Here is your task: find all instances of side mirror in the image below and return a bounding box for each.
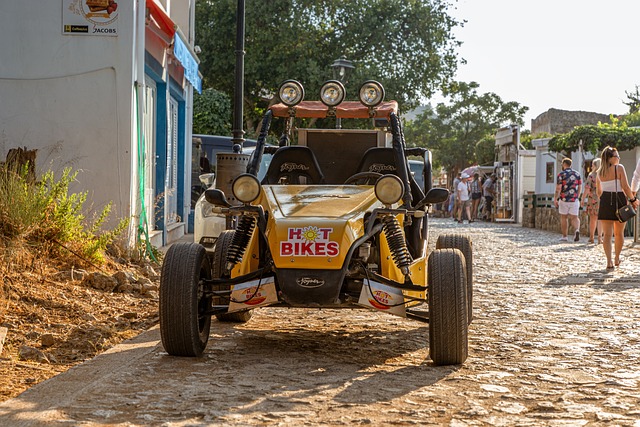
[204,189,232,208]
[199,172,216,187]
[415,187,449,210]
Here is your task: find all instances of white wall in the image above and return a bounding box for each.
[0,2,135,224]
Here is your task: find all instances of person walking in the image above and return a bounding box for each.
[596,147,636,269]
[581,158,602,244]
[451,172,462,220]
[469,173,482,220]
[482,174,496,221]
[457,173,473,224]
[554,157,582,242]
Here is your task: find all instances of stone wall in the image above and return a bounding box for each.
[523,193,635,238]
[531,108,611,135]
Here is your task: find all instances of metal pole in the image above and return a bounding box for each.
[231,0,245,151]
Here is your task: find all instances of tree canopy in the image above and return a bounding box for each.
[192,88,232,135]
[404,81,528,174]
[548,123,640,155]
[195,0,463,134]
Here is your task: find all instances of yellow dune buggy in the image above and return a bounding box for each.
[160,80,473,365]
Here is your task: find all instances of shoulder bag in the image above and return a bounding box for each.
[615,166,636,222]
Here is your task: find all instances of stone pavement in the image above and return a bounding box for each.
[1,218,639,426]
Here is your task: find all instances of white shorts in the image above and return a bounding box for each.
[558,200,579,216]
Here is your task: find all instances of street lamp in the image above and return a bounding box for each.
[330,57,354,129]
[231,0,246,151]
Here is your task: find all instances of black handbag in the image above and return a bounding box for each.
[615,166,636,223]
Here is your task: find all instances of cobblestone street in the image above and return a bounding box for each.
[1,218,639,426]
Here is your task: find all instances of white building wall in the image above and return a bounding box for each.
[0,1,135,224]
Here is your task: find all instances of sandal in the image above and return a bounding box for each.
[606,264,615,270]
[615,258,621,267]
[588,238,594,244]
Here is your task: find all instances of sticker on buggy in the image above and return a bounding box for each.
[357,280,406,317]
[228,277,277,313]
[280,226,339,257]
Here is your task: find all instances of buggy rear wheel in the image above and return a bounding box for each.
[212,230,253,323]
[428,248,468,366]
[160,243,212,357]
[436,233,473,323]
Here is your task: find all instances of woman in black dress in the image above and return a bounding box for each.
[596,146,635,269]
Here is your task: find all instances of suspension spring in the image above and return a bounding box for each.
[381,214,412,275]
[227,215,256,267]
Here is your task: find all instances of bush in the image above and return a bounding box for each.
[0,164,128,265]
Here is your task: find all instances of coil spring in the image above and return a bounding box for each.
[381,214,412,274]
[227,215,256,266]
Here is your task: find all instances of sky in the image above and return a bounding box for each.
[435,0,640,130]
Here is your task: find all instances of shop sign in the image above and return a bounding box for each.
[63,0,119,36]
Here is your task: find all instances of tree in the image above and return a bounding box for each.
[404,81,528,174]
[624,85,640,114]
[192,88,232,135]
[195,0,463,134]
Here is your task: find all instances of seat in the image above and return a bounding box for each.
[261,146,325,185]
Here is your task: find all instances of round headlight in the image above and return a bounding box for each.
[375,175,404,206]
[319,80,346,107]
[278,80,305,106]
[359,80,385,107]
[232,174,261,204]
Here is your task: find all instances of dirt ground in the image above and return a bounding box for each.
[0,252,160,402]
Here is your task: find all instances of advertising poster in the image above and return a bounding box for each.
[63,0,119,36]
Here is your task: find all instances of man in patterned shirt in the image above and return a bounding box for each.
[554,157,582,242]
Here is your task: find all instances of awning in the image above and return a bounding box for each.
[145,0,202,93]
[173,31,202,93]
[146,0,175,41]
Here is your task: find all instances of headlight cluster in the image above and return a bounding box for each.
[278,80,305,107]
[232,174,261,204]
[278,79,385,108]
[375,175,404,206]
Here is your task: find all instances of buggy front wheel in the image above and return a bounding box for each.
[436,233,473,323]
[428,248,469,366]
[160,243,212,357]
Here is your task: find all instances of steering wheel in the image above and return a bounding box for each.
[344,172,383,185]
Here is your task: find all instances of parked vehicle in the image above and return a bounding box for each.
[162,80,473,365]
[193,146,272,250]
[191,135,259,208]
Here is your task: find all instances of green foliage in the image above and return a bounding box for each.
[475,136,496,166]
[519,130,552,150]
[196,0,462,133]
[548,118,640,155]
[404,81,528,174]
[0,165,128,264]
[549,125,640,155]
[622,111,640,127]
[193,88,232,135]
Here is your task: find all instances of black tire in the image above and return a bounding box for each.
[428,249,469,366]
[212,230,253,323]
[436,233,473,323]
[160,243,212,357]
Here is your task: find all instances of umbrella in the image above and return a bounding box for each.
[461,165,478,177]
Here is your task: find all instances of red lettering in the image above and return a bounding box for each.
[301,241,314,255]
[318,228,332,239]
[315,242,325,255]
[281,242,293,255]
[327,241,339,256]
[289,228,302,239]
